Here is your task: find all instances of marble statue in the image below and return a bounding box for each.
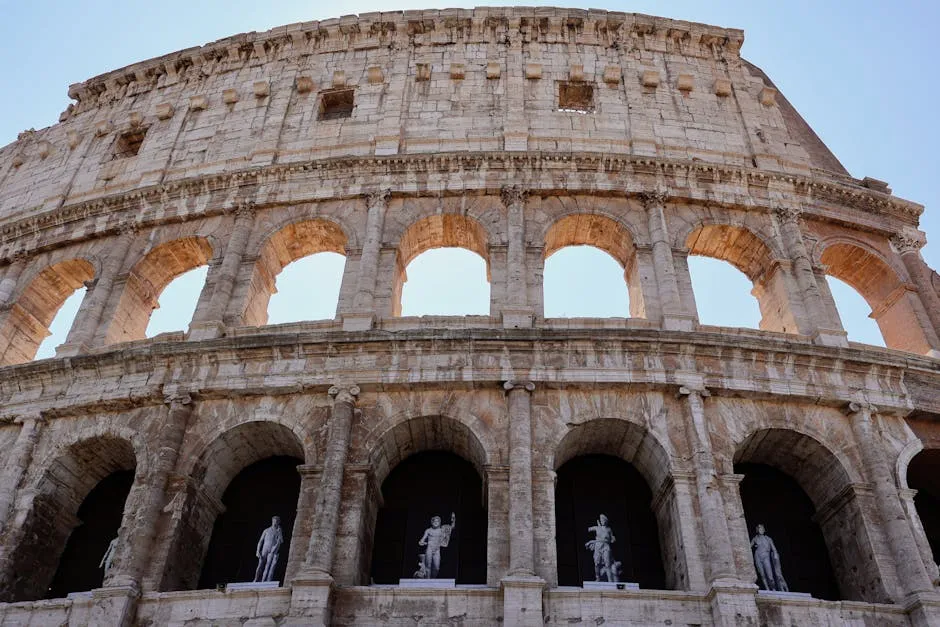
[254,515,284,582]
[417,513,456,578]
[99,537,118,574]
[585,514,619,582]
[751,523,788,591]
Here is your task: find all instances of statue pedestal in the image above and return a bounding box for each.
[582,581,639,591]
[227,581,280,591]
[399,578,455,588]
[757,590,812,600]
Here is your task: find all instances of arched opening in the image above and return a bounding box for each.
[544,215,642,318]
[0,259,94,365]
[1,436,136,602]
[821,242,930,353]
[106,237,212,344]
[906,449,940,563]
[198,456,302,588]
[394,215,490,317]
[555,455,664,588]
[824,276,885,347]
[370,451,486,584]
[161,421,305,591]
[734,463,838,599]
[733,428,887,602]
[686,225,794,333]
[553,420,677,590]
[243,219,347,326]
[146,266,208,337]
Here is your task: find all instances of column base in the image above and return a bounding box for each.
[55,341,90,358]
[501,575,545,627]
[705,581,759,627]
[342,311,376,331]
[286,571,334,626]
[812,327,849,348]
[187,320,227,341]
[88,583,140,627]
[502,309,534,329]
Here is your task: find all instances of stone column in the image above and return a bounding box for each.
[189,203,255,339]
[57,225,138,356]
[772,205,846,347]
[501,380,544,627]
[303,384,359,576]
[107,394,194,590]
[344,191,389,331]
[847,402,934,597]
[641,191,692,331]
[892,233,940,338]
[501,187,533,328]
[0,253,28,308]
[677,387,737,583]
[0,412,44,535]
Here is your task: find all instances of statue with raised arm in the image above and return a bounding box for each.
[751,523,788,592]
[99,537,118,575]
[417,512,456,578]
[585,514,618,582]
[254,516,284,582]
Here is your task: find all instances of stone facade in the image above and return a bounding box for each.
[0,6,938,626]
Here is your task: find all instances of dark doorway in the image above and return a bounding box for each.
[555,454,665,588]
[908,449,940,562]
[735,462,839,600]
[198,456,301,588]
[370,451,487,584]
[46,470,134,599]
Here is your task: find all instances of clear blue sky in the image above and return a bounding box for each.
[1,1,934,355]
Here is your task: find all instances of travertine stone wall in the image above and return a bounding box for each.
[0,6,939,627]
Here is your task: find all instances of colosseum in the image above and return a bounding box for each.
[0,5,938,626]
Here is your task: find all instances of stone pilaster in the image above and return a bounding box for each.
[107,393,194,590]
[344,191,389,331]
[641,190,693,331]
[501,187,533,328]
[189,203,255,339]
[772,205,847,347]
[0,252,28,308]
[0,412,44,536]
[892,232,940,340]
[57,224,138,356]
[677,387,738,583]
[847,402,935,599]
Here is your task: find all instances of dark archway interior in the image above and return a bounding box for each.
[198,456,301,588]
[907,449,940,562]
[736,462,839,600]
[47,470,134,599]
[370,451,487,584]
[555,454,665,588]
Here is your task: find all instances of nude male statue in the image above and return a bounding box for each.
[417,512,456,578]
[585,514,618,582]
[751,523,788,592]
[254,516,284,582]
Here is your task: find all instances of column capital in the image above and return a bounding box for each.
[890,232,925,255]
[365,188,391,208]
[771,203,803,224]
[500,185,529,208]
[503,380,535,393]
[328,384,360,405]
[637,188,668,209]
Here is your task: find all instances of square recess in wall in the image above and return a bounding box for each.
[318,89,355,120]
[111,128,148,159]
[558,82,594,113]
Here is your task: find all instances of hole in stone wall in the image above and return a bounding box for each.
[266,252,345,324]
[112,128,148,159]
[544,246,630,317]
[558,82,594,113]
[399,248,489,316]
[688,256,761,329]
[825,276,886,347]
[318,89,354,120]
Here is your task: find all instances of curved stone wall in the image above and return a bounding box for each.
[0,7,938,627]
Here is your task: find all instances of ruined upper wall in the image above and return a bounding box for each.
[0,7,910,228]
